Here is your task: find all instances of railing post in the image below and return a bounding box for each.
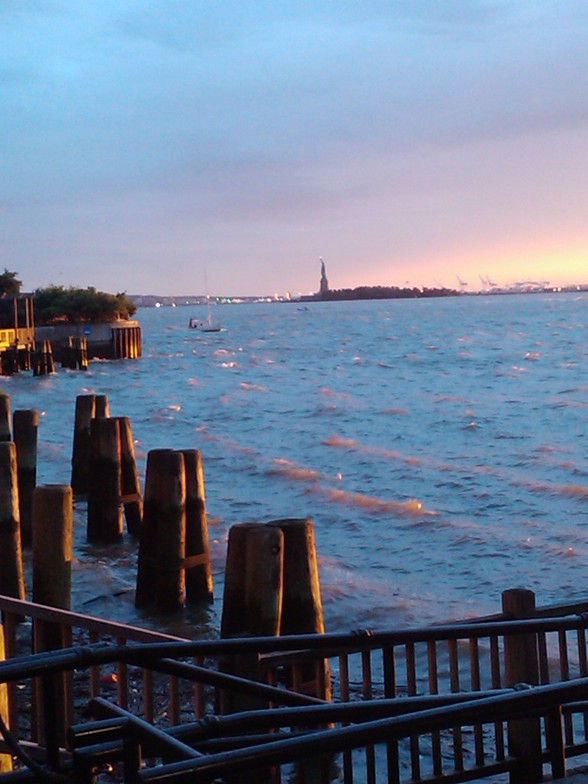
[502,588,543,783]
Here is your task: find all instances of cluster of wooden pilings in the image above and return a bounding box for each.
[112,325,142,359]
[0,339,88,377]
[0,390,329,702]
[219,518,330,708]
[0,392,215,616]
[0,346,34,376]
[0,343,56,376]
[60,336,88,370]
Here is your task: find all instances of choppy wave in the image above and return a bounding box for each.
[5,293,588,634]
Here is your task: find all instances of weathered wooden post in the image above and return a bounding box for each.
[94,394,110,418]
[17,346,32,371]
[220,523,258,638]
[61,336,74,369]
[502,588,543,783]
[268,517,331,701]
[32,485,73,748]
[180,449,213,603]
[71,394,96,494]
[0,625,11,771]
[33,341,55,376]
[219,523,284,714]
[0,347,18,376]
[13,409,39,546]
[32,485,73,611]
[0,394,11,441]
[0,442,26,601]
[135,450,186,612]
[116,416,142,536]
[87,417,123,542]
[75,336,88,370]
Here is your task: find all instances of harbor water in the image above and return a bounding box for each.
[3,293,588,638]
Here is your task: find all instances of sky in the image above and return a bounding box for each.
[2,1,588,297]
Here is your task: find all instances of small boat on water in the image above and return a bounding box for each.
[188,316,221,332]
[188,300,222,332]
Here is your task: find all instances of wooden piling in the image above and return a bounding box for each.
[220,523,258,638]
[220,522,284,715]
[13,409,39,546]
[75,336,88,370]
[502,587,542,783]
[61,336,75,369]
[71,394,96,495]
[87,417,123,543]
[32,485,73,748]
[33,341,55,376]
[32,485,73,610]
[135,449,186,611]
[268,517,331,701]
[0,442,26,601]
[0,626,11,772]
[94,394,110,418]
[0,347,18,376]
[0,394,11,441]
[180,449,213,603]
[220,523,284,638]
[116,416,143,536]
[268,518,325,635]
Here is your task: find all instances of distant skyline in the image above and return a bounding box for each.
[2,2,587,297]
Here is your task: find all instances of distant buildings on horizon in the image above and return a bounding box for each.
[130,259,588,307]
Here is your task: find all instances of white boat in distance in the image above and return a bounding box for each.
[188,300,222,332]
[188,316,221,332]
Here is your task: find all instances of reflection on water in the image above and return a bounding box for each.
[5,293,588,637]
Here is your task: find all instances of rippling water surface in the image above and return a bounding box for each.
[3,293,588,636]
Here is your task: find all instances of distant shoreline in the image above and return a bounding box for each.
[131,283,588,308]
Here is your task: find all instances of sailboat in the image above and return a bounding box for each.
[188,297,222,332]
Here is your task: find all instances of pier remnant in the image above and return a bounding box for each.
[71,393,111,494]
[117,416,143,536]
[13,408,39,546]
[61,336,89,370]
[219,522,284,714]
[32,484,73,747]
[87,417,123,543]
[220,517,329,710]
[269,517,331,700]
[180,449,213,603]
[32,340,55,376]
[0,625,10,771]
[0,442,26,602]
[32,485,73,611]
[136,450,186,612]
[0,394,11,441]
[71,394,96,495]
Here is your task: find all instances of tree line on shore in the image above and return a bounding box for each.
[0,268,137,324]
[310,284,458,301]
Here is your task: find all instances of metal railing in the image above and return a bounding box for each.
[3,592,588,782]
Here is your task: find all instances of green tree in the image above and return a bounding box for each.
[0,269,22,296]
[34,286,137,325]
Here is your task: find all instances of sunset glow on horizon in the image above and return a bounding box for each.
[2,2,587,297]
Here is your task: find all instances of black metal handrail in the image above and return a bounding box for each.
[119,676,588,782]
